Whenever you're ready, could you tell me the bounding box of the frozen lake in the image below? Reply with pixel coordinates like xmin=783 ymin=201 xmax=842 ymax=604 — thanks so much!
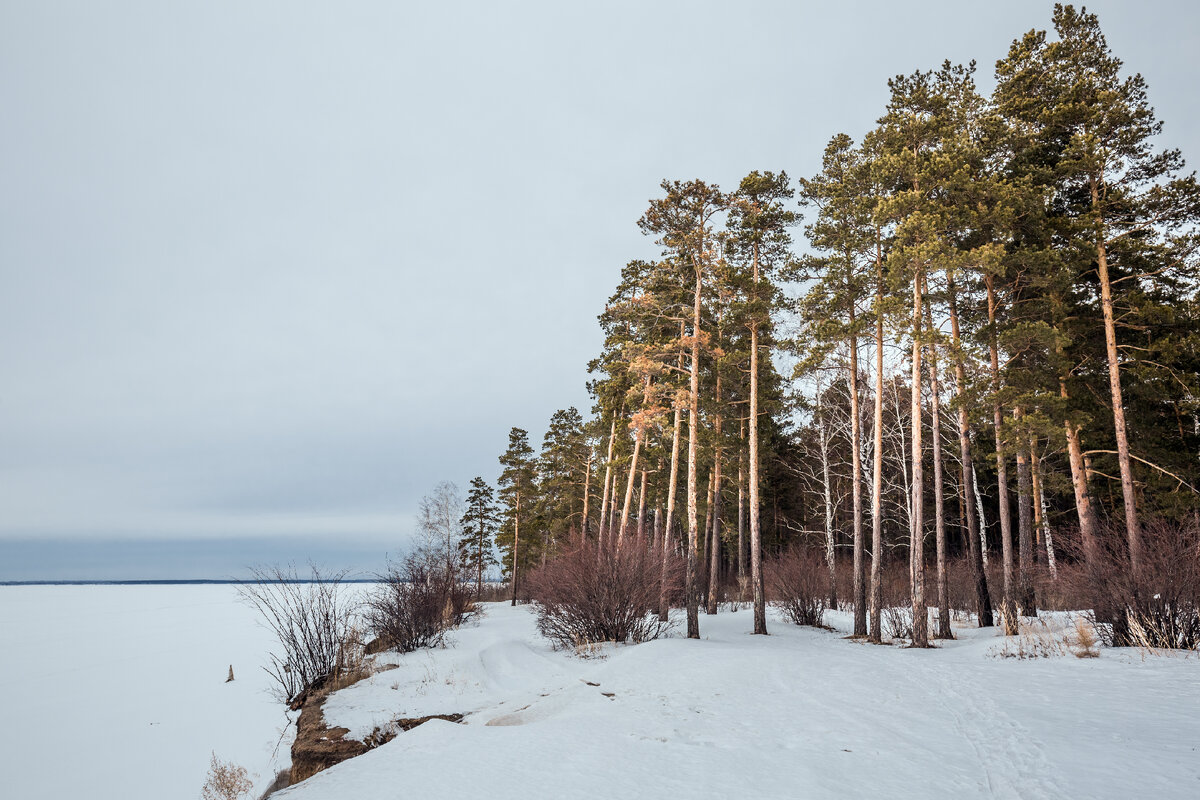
xmin=0 ymin=584 xmax=293 ymax=800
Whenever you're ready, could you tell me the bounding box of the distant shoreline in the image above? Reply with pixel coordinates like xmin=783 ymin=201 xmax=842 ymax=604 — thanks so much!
xmin=0 ymin=579 xmax=381 ymax=586
xmin=1 ymin=578 xmax=504 ymax=586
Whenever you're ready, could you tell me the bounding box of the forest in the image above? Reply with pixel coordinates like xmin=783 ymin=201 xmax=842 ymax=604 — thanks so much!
xmin=454 ymin=4 xmax=1200 ymax=651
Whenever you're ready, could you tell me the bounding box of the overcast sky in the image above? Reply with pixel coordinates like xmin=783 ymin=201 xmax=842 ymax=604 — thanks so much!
xmin=2 ymin=1 xmax=1197 ymax=579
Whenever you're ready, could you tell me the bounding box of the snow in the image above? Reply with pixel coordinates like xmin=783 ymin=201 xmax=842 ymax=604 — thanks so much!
xmin=3 ymin=587 xmax=1197 ymax=799
xmin=0 ymin=585 xmax=293 ymax=800
xmin=287 ymin=603 xmax=1200 ymax=800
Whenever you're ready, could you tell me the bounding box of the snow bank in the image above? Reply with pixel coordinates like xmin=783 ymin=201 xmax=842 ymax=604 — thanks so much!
xmin=284 ymin=604 xmax=1200 ymax=800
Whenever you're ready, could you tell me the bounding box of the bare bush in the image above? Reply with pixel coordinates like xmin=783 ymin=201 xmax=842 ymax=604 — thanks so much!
xmin=765 ymin=548 xmax=829 ymax=627
xmin=1059 ymin=519 xmax=1200 ymax=649
xmin=364 ymin=549 xmax=475 ymax=654
xmin=526 ymin=543 xmax=680 ymax=649
xmin=990 ymin=617 xmax=1069 ymax=660
xmin=201 ymin=753 xmax=253 ymax=800
xmin=474 ymin=581 xmax=510 ymax=602
xmin=879 ymin=605 xmax=914 ymax=642
xmin=237 ymin=565 xmax=362 ymax=709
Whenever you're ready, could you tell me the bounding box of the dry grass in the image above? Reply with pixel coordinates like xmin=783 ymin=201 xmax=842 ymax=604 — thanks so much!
xmin=1067 ymin=616 xmax=1101 ymax=658
xmin=990 ymin=617 xmax=1069 ymax=659
xmin=201 ymin=753 xmax=254 ymax=800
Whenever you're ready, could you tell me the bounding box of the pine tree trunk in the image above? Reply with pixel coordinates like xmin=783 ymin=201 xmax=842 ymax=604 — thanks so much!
xmin=707 ymin=463 xmax=722 ymax=615
xmin=737 ymin=420 xmax=746 ymax=584
xmin=1029 ymin=441 xmax=1058 ymax=579
xmin=925 ymin=306 xmax=951 ymax=639
xmin=701 ymin=470 xmax=714 ymax=610
xmin=686 ymin=267 xmax=703 ymax=639
xmin=476 ymin=522 xmax=484 ymax=596
xmin=660 ymin=321 xmax=686 ymax=621
xmin=1061 ymin=377 xmax=1099 ymax=559
xmin=818 ymin=400 xmax=837 ymax=610
xmin=869 ymin=242 xmax=886 ymax=643
xmin=949 ymin=286 xmax=992 ymax=627
xmin=986 ymin=275 xmax=1015 ymax=615
xmin=619 ymin=377 xmax=654 ymax=548
xmin=581 ymin=453 xmax=592 ymax=544
xmin=1014 ymin=408 xmax=1036 ymax=615
xmin=910 ymin=271 xmax=928 ymax=648
xmin=707 ymin=376 xmax=724 ymax=615
xmin=750 ymin=249 xmax=767 ymax=636
xmin=848 ymin=308 xmax=866 ymax=635
xmin=637 ymin=469 xmax=648 ymax=546
xmin=598 ymin=414 xmax=617 ymax=549
xmin=1093 ymin=180 xmax=1141 ymax=572
xmin=510 ymin=488 xmax=521 ymax=607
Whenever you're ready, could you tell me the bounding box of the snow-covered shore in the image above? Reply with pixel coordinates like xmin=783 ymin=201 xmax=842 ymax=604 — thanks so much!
xmin=287 ymin=603 xmax=1199 ymax=800
xmin=3 ymin=587 xmax=1197 ymax=800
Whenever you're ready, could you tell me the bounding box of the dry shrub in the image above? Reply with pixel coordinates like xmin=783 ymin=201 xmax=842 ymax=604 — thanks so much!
xmin=1068 ymin=616 xmax=1100 ymax=658
xmin=365 ymin=549 xmax=475 ymax=655
xmin=201 ymin=753 xmax=253 ymax=800
xmin=526 ymin=543 xmax=680 ymax=649
xmin=474 ymin=582 xmax=510 ymax=602
xmin=1059 ymin=519 xmax=1200 ymax=650
xmin=765 ymin=548 xmax=829 ymax=628
xmin=237 ymin=565 xmax=362 ymax=708
xmin=990 ymin=617 xmax=1069 ymax=659
xmin=883 ymin=604 xmax=914 ymax=642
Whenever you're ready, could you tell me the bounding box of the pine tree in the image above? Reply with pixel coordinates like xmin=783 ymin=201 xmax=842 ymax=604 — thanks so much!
xmin=639 ymin=179 xmax=727 ymax=639
xmin=459 ymin=477 xmax=500 ymax=595
xmin=798 ymin=139 xmax=874 ymax=636
xmin=728 ymin=170 xmax=796 ymax=636
xmin=995 ymin=4 xmax=1200 ymax=571
xmin=497 ymin=427 xmax=536 ymax=606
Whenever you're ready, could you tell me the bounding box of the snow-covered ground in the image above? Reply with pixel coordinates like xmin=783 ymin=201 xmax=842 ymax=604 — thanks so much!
xmin=289 ymin=603 xmax=1200 ymax=800
xmin=3 ymin=588 xmax=1197 ymax=799
xmin=0 ymin=585 xmax=293 ymax=800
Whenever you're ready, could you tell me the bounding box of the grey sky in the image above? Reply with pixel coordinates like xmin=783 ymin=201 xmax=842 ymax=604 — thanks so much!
xmin=2 ymin=1 xmax=1197 ymax=578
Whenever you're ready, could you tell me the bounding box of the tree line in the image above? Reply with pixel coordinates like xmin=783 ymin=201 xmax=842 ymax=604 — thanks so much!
xmin=457 ymin=5 xmax=1200 ymax=645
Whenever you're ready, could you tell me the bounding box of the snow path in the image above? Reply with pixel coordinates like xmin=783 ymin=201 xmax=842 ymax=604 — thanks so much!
xmin=286 ymin=604 xmax=1200 ymax=800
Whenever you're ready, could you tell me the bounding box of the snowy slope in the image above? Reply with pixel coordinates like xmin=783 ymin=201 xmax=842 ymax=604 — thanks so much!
xmin=281 ymin=603 xmax=1200 ymax=800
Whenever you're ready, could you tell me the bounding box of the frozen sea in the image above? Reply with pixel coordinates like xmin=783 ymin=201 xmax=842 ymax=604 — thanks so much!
xmin=1 ymin=584 xmax=292 ymax=800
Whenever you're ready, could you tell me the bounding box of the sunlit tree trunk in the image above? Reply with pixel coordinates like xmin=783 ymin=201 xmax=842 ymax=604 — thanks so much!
xmin=686 ymin=267 xmax=703 ymax=639
xmin=910 ymin=271 xmax=928 ymax=648
xmin=949 ymin=286 xmax=992 ymax=626
xmin=1014 ymin=407 xmax=1036 ymax=615
xmin=660 ymin=321 xmax=686 ymax=621
xmin=869 ymin=240 xmax=886 ymax=643
xmin=925 ymin=304 xmax=951 ymax=639
xmin=598 ymin=413 xmax=618 ymax=548
xmin=1092 ymin=180 xmax=1141 ymax=571
xmin=986 ymin=274 xmax=1014 ymax=616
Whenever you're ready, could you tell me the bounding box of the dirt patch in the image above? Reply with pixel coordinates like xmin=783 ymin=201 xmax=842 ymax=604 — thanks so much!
xmin=289 ymin=691 xmax=463 ymax=785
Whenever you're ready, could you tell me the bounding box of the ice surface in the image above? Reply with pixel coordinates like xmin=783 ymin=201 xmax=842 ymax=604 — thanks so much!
xmin=1 ymin=585 xmax=292 ymax=800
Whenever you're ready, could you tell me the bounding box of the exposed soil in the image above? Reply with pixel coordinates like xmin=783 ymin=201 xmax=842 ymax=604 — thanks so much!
xmin=289 ymin=689 xmax=463 ymax=785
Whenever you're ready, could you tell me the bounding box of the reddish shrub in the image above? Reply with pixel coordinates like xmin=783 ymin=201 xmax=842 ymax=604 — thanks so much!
xmin=526 ymin=544 xmax=681 ymax=649
xmin=1058 ymin=519 xmax=1200 ymax=649
xmin=765 ymin=548 xmax=829 ymax=627
xmin=365 ymin=550 xmax=475 ymax=655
